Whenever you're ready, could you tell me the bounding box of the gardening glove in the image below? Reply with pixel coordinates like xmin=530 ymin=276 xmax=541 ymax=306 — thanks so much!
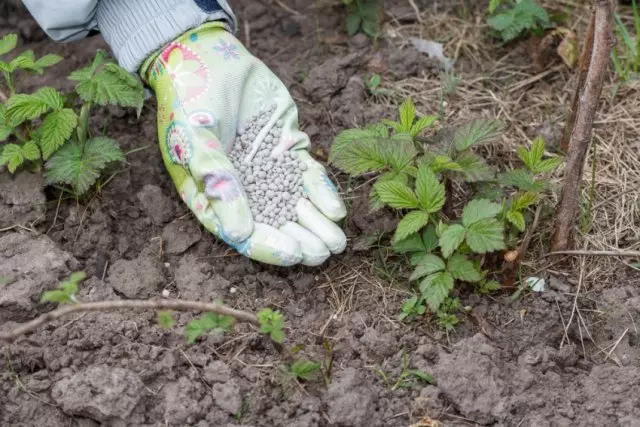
xmin=141 ymin=22 xmax=347 ymax=266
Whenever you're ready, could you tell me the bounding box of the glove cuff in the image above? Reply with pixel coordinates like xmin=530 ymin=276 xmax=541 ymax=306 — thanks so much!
xmin=96 ymin=0 xmax=237 ymax=73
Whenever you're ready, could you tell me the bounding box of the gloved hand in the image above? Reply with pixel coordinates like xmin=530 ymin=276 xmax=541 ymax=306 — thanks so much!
xmin=141 ymin=22 xmax=347 ymax=266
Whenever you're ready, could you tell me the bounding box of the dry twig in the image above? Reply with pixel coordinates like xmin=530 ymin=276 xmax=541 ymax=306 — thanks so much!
xmin=0 ymin=299 xmax=259 ymax=343
xmin=546 ymin=249 xmax=640 ymax=257
xmin=551 ymin=0 xmax=615 ymax=251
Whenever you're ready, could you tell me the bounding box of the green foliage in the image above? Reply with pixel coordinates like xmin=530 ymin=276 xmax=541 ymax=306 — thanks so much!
xmin=185 ymin=312 xmax=234 ymax=344
xmin=257 ymin=308 xmax=286 ymax=343
xmin=44 ymin=137 xmax=124 ymax=195
xmin=329 ymin=97 xmax=563 ymax=325
xmin=0 ymin=38 xmax=142 ymax=196
xmin=287 ymin=359 xmax=321 ymax=382
xmin=487 ymin=0 xmax=551 ymax=42
xmin=365 ymin=73 xmax=389 ymax=96
xmin=374 ymin=351 xmax=436 ymax=390
xmin=611 ymin=1 xmax=640 ymax=84
xmin=157 ymin=311 xmax=176 ymax=329
xmin=40 ymin=272 xmax=86 ymax=305
xmin=343 ymin=0 xmax=380 ymax=38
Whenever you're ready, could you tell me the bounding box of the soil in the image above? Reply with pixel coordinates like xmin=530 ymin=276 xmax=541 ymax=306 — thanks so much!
xmin=1 ymin=1 xmax=640 ymax=426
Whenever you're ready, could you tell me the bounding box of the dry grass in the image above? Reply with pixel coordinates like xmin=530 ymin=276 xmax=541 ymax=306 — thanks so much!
xmin=383 ymin=1 xmax=640 ymax=290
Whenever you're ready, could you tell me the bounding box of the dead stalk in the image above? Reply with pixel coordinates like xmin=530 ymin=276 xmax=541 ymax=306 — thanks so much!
xmin=551 ymin=0 xmax=614 ymax=251
xmin=0 ymin=299 xmax=259 ymax=343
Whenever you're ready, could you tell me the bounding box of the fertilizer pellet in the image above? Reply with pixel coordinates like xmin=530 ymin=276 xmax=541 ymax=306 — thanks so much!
xmin=228 ymin=110 xmax=306 ymax=229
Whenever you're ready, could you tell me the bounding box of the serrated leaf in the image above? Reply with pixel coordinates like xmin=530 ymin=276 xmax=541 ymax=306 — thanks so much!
xmin=398 ymin=98 xmax=416 ymax=133
xmin=453 ymin=151 xmax=494 ymax=182
xmin=415 ymin=165 xmax=446 ymax=213
xmin=439 ymin=224 xmax=466 ymax=258
xmin=330 ymin=135 xmax=388 ymax=176
xmin=453 ymin=119 xmax=503 ymax=151
xmin=506 ymin=209 xmax=526 ymax=231
xmin=40 ymin=109 xmax=78 ymax=159
xmin=35 ymin=54 xmax=63 ymax=69
xmin=462 ymin=199 xmax=502 ymax=227
xmin=534 ymin=156 xmax=563 ymax=174
xmin=500 ymin=169 xmax=544 ymax=192
xmin=185 ymin=312 xmax=233 ymax=344
xmin=0 ymin=143 xmax=23 ymax=173
xmin=374 ymin=180 xmax=419 ymax=209
xmin=290 ymin=359 xmax=321 ymax=381
xmin=465 ymin=218 xmax=505 ymax=253
xmin=44 ymin=136 xmax=124 ymax=195
xmin=410 ymin=115 xmax=437 ymax=137
xmin=512 ymin=191 xmax=539 ymax=211
xmin=422 ymin=225 xmax=439 ymax=253
xmin=393 ymin=233 xmax=426 ymax=254
xmin=330 ymin=128 xmax=379 ymax=161
xmin=157 ymin=311 xmax=176 ymax=329
xmin=0 ymin=105 xmax=14 ymax=141
xmin=410 ymin=254 xmax=446 ymax=281
xmin=447 ymin=253 xmax=482 ymax=282
xmin=22 ymin=141 xmax=40 ymax=161
xmin=419 ymin=271 xmax=454 ymax=311
xmin=394 ymin=211 xmax=430 ymax=243
xmin=0 ymin=34 xmax=17 ymax=56
xmin=423 ymin=154 xmax=463 ymax=173
xmin=6 ymin=87 xmax=64 ymax=125
xmin=518 ymin=136 xmax=544 ymax=170
xmin=384 ymin=134 xmax=418 ymax=172
xmin=9 ymin=50 xmax=35 ymax=71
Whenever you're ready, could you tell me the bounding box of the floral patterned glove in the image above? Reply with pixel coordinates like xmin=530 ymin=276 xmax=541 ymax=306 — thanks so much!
xmin=141 ymin=22 xmax=347 ymax=266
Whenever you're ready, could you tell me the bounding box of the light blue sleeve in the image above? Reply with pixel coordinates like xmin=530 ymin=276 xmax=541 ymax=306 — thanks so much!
xmin=20 ymin=0 xmax=99 ymax=42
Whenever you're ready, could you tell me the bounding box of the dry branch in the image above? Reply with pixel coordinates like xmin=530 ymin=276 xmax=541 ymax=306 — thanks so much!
xmin=546 ymin=249 xmax=640 ymax=257
xmin=551 ymin=0 xmax=615 ymax=251
xmin=0 ymin=299 xmax=259 ymax=343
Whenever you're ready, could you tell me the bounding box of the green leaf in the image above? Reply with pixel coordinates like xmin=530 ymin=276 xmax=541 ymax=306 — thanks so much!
xmin=44 ymin=136 xmax=124 ymax=195
xmin=506 ymin=209 xmax=526 ymax=231
xmin=40 ymin=109 xmax=78 ymax=159
xmin=462 ymin=199 xmax=503 ymax=227
xmin=40 ymin=272 xmax=85 ymax=305
xmin=407 ymin=369 xmax=436 ymax=385
xmin=398 ymin=98 xmax=416 ymax=133
xmin=410 ymin=254 xmax=446 ymax=281
xmin=157 ymin=311 xmax=176 ymax=329
xmin=330 ymin=128 xmax=378 ymax=161
xmin=0 ymin=143 xmax=24 ymax=173
xmin=500 ymin=169 xmax=544 ymax=192
xmin=394 ymin=211 xmax=430 ymax=243
xmin=512 ymin=191 xmax=539 ymax=211
xmin=257 ymin=308 xmax=286 ymax=344
xmin=185 ymin=312 xmax=234 ymax=344
xmin=374 ymin=180 xmax=419 ymax=209
xmin=422 ymin=225 xmax=439 ymax=253
xmin=453 ymin=151 xmax=494 ymax=182
xmin=384 ymin=134 xmax=418 ymax=172
xmin=22 ymin=141 xmax=41 ymax=161
xmin=518 ymin=136 xmax=544 ymax=171
xmin=447 ymin=253 xmax=482 ymax=282
xmin=290 ymin=359 xmax=321 ymax=381
xmin=0 ymin=34 xmax=17 ymax=56
xmin=419 ymin=271 xmax=454 ymax=311
xmin=70 ymin=51 xmax=144 ymax=110
xmin=439 ymin=224 xmax=466 ymax=258
xmin=8 ymin=50 xmax=35 ymax=71
xmin=410 ymin=115 xmax=437 ymax=137
xmin=422 ymin=154 xmax=463 ymax=173
xmin=465 ymin=218 xmax=505 ymax=253
xmin=330 ymin=135 xmax=389 ymax=176
xmin=489 ymin=0 xmax=502 ymax=14
xmin=415 ymin=165 xmax=446 ymax=213
xmin=346 ymin=13 xmax=362 ymax=35
xmin=535 ymin=156 xmax=563 ymax=174
xmin=35 ymin=54 xmax=63 ymax=69
xmin=6 ymin=87 xmax=64 ymax=125
xmin=453 ymin=119 xmax=503 ymax=151
xmin=393 ymin=233 xmax=425 ymax=254
xmin=0 ymin=105 xmax=13 ymax=141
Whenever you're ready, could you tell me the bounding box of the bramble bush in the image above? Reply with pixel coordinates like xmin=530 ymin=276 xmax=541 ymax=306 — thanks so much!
xmin=0 ymin=34 xmax=144 ymax=196
xmin=329 ymin=98 xmax=562 ymax=325
xmin=487 ymin=0 xmax=552 ymax=42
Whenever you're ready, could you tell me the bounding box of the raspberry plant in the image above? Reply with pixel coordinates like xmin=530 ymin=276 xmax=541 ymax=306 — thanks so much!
xmin=487 ymin=0 xmax=551 ymax=42
xmin=0 ymin=34 xmax=144 ymax=195
xmin=330 ymin=98 xmax=562 ymax=320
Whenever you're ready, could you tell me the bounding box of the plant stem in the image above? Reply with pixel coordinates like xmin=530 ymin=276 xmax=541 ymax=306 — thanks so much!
xmin=76 ymin=102 xmax=92 ymax=145
xmin=0 ymin=299 xmax=260 ymax=343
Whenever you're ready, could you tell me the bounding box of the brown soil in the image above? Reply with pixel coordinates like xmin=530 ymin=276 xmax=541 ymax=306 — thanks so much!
xmin=2 ymin=1 xmax=640 ymax=426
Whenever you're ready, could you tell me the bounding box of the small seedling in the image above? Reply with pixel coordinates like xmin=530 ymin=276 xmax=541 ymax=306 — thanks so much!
xmin=399 ymin=295 xmax=426 ymax=321
xmin=487 ymin=0 xmax=552 ymax=42
xmin=343 ymin=0 xmax=380 ymax=38
xmin=435 ymin=297 xmax=461 ymax=331
xmin=157 ymin=311 xmax=176 ymax=329
xmin=257 ymin=308 xmax=286 ymax=343
xmin=286 ymin=359 xmax=322 ymax=382
xmin=365 ymin=73 xmax=388 ymax=96
xmin=184 ymin=312 xmax=234 ymax=344
xmin=0 ymin=33 xmax=144 ymax=196
xmin=374 ymin=351 xmax=436 ymax=390
xmin=322 ymin=340 xmax=334 ymax=385
xmin=40 ymin=272 xmax=85 ymax=304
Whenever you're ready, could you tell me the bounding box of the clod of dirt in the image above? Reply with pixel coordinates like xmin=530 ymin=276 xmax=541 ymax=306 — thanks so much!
xmin=51 ymin=365 xmax=144 ymax=421
xmin=583 ymin=365 xmax=640 ymax=424
xmin=163 ymin=377 xmax=211 ymax=424
xmin=136 ymin=184 xmax=174 ymax=226
xmin=107 ymin=252 xmax=164 ymax=298
xmin=303 ymin=53 xmax=364 ymax=101
xmin=211 ymin=380 xmax=243 ymax=414
xmin=175 ymin=255 xmax=229 ymax=301
xmin=0 ymin=171 xmax=46 ymax=228
xmin=388 ymin=48 xmax=439 ymax=80
xmin=327 ymin=368 xmax=377 ymax=426
xmin=204 ymin=360 xmax=232 ymax=383
xmin=162 ymin=218 xmax=202 ymax=255
xmin=0 ymin=233 xmax=75 ymax=322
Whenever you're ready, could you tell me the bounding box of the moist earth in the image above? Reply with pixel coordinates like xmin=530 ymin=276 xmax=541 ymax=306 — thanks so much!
xmin=2 ymin=1 xmax=640 ymax=426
